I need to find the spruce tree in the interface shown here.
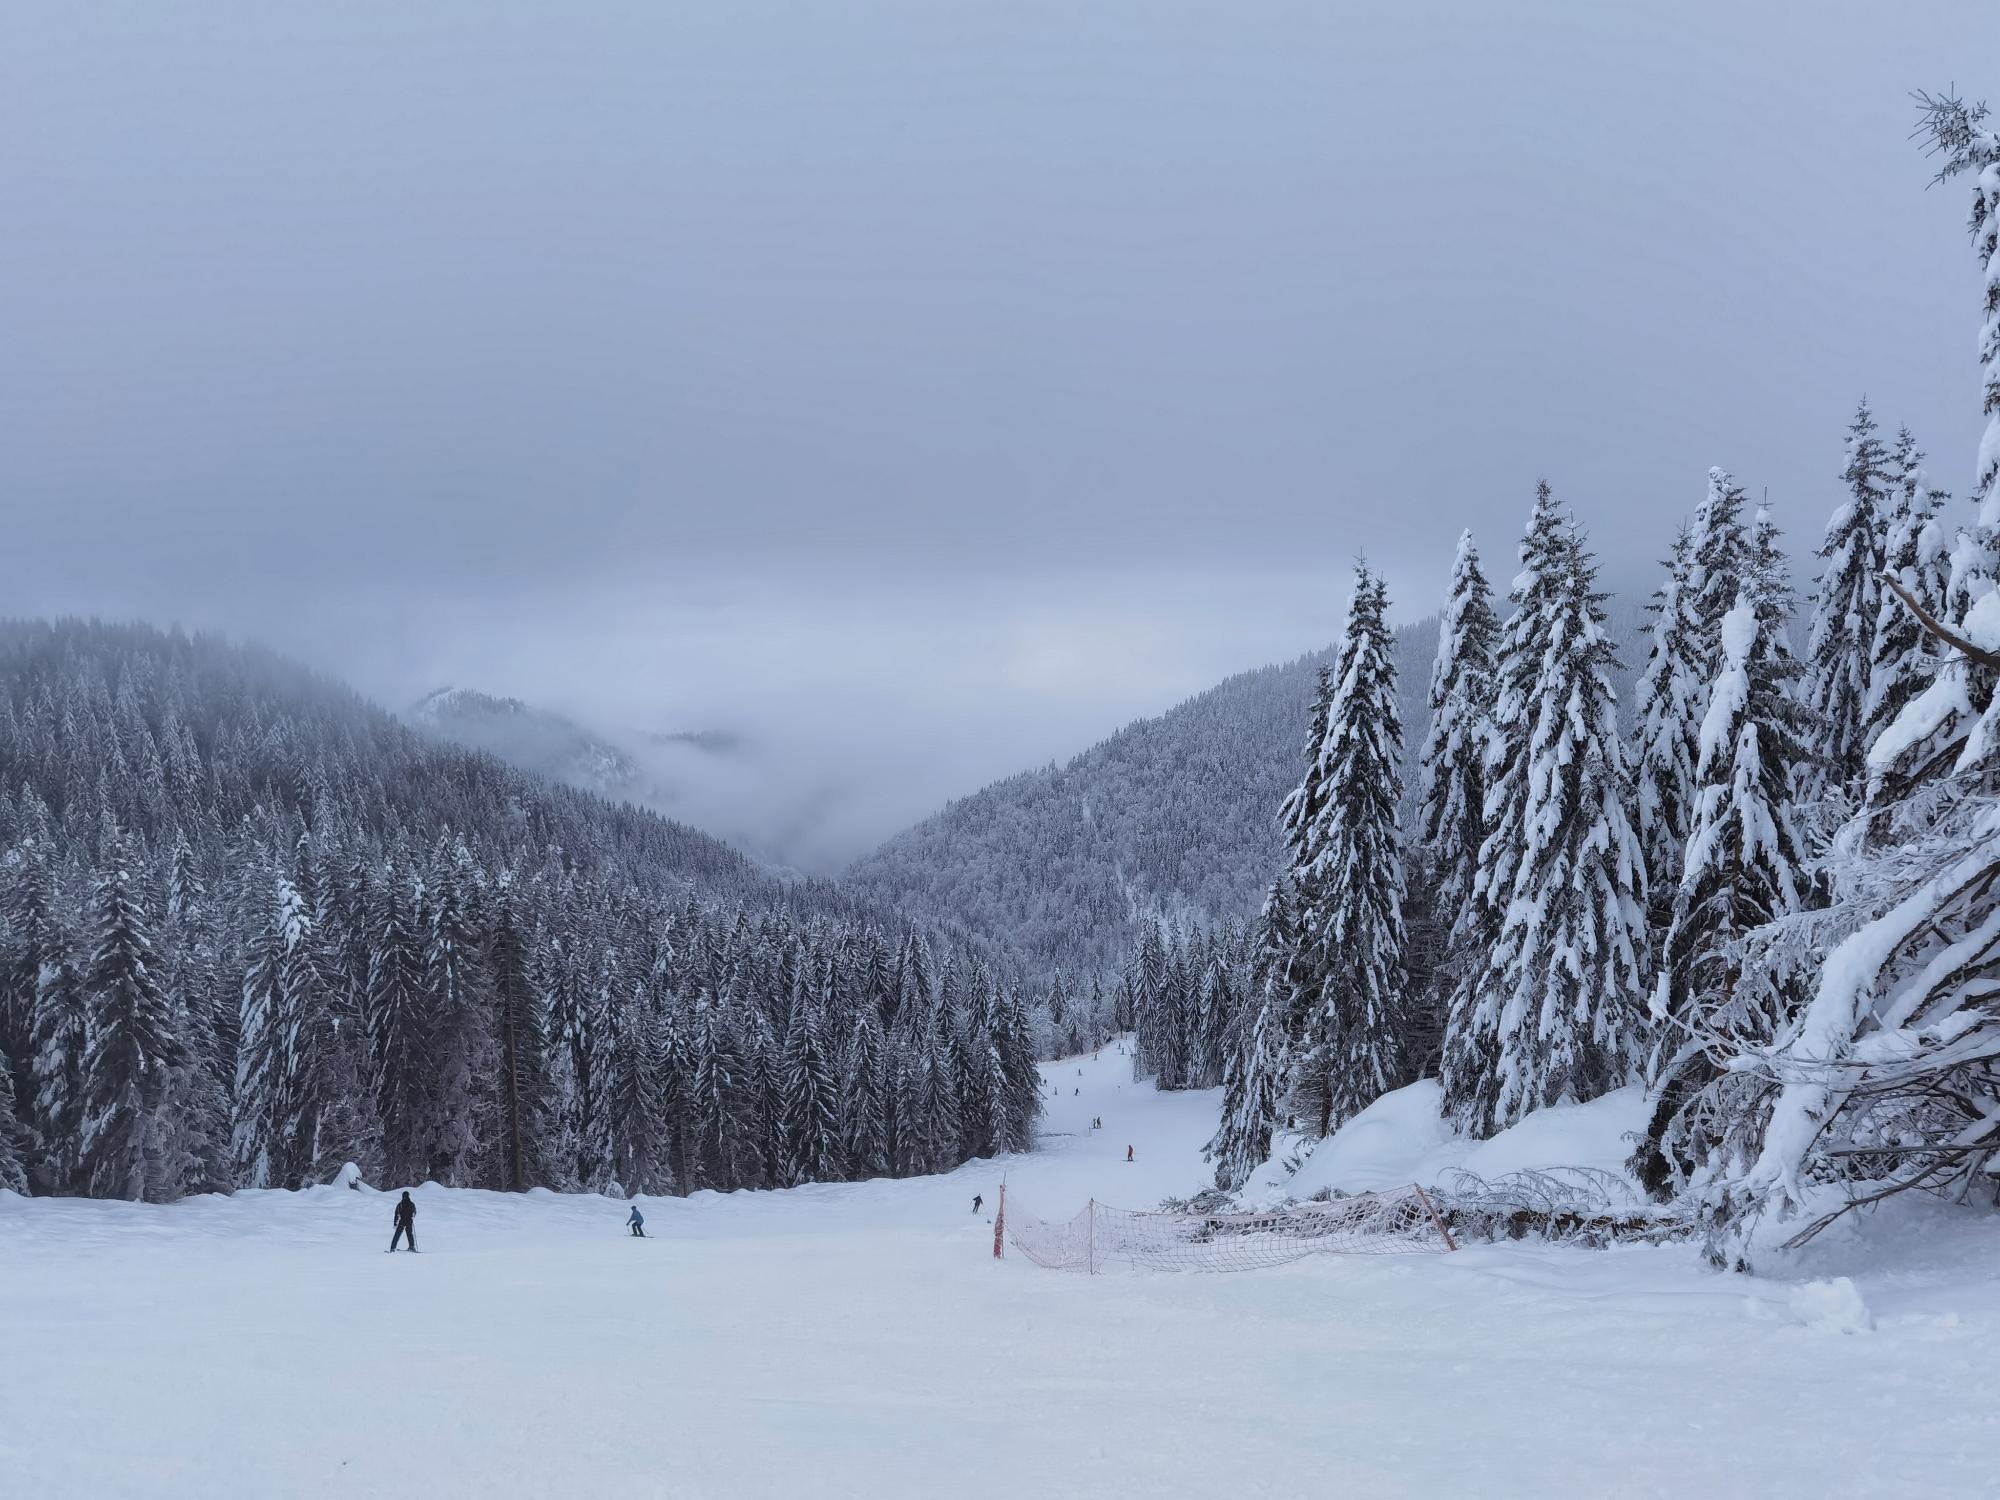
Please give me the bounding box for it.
[840,1012,890,1179]
[780,1005,842,1184]
[1415,530,1497,1008]
[1637,582,1812,1196]
[1689,468,1753,664]
[1449,486,1649,1136]
[0,842,53,1134]
[1687,97,2000,1265]
[0,1052,29,1194]
[293,837,376,1185]
[1288,563,1408,1136]
[1863,428,1951,756]
[605,981,668,1195]
[742,1009,785,1188]
[365,864,430,1186]
[1204,884,1290,1190]
[1802,401,1892,799]
[1633,525,1706,933]
[78,838,184,1201]
[160,831,230,1193]
[908,1011,962,1174]
[423,846,493,1186]
[991,986,1043,1153]
[490,879,553,1191]
[30,940,87,1194]
[234,869,323,1189]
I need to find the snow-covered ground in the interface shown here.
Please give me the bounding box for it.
[3,1047,1996,1498]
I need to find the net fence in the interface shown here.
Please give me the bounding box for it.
[1002,1186,1453,1273]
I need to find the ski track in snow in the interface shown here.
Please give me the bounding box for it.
[2,1047,1996,1499]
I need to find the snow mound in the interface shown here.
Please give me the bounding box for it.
[330,1162,365,1191]
[1788,1277,1874,1335]
[1241,1080,1648,1204]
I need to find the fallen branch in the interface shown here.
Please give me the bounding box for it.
[1879,570,2000,672]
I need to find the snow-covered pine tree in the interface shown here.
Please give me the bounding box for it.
[904,1010,962,1175]
[1802,401,1893,799]
[78,835,184,1201]
[1289,563,1408,1137]
[0,1051,28,1194]
[1638,581,1812,1195]
[159,831,230,1194]
[3,840,82,1191]
[489,878,553,1191]
[1129,920,1171,1082]
[991,986,1043,1153]
[0,840,53,1133]
[1863,428,1952,757]
[604,980,667,1195]
[1279,664,1337,879]
[980,1029,1012,1161]
[1633,525,1706,933]
[1195,947,1234,1090]
[1204,883,1290,1190]
[1159,938,1194,1089]
[1448,486,1649,1136]
[233,868,308,1189]
[365,861,430,1186]
[29,937,86,1195]
[1414,530,1497,1051]
[948,1000,995,1158]
[292,835,376,1186]
[1688,468,1754,661]
[1688,95,2000,1265]
[840,1011,890,1178]
[1274,663,1336,1044]
[778,1002,842,1186]
[654,998,696,1195]
[697,999,765,1189]
[1044,970,1071,1057]
[422,844,494,1186]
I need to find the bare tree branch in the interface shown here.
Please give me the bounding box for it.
[1878,570,2000,672]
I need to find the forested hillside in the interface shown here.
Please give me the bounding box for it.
[408,687,657,812]
[0,621,1038,1203]
[845,623,1433,985]
[849,601,1649,985]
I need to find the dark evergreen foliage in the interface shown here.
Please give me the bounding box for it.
[0,621,1040,1201]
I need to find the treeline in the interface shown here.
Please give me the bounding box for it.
[846,619,1449,988]
[1139,92,2000,1266]
[0,620,1041,1202]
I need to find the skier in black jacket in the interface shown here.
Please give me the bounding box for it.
[390,1191,418,1252]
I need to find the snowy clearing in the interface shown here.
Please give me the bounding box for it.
[3,1046,1996,1499]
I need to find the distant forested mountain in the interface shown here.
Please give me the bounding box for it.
[849,599,1648,985]
[408,686,657,811]
[0,620,1038,1203]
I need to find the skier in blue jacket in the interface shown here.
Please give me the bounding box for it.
[627,1204,646,1238]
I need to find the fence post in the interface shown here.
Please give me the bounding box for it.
[1410,1182,1457,1252]
[993,1181,1006,1260]
[1087,1198,1097,1275]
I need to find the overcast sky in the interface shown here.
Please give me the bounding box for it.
[4,2,1996,869]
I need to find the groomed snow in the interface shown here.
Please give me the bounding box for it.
[3,1047,1996,1498]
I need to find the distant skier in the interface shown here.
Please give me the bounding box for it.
[1125,1145,1134,1163]
[627,1204,646,1238]
[389,1191,417,1252]
[971,1194,983,1214]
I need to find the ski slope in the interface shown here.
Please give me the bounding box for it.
[2,1044,1996,1498]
